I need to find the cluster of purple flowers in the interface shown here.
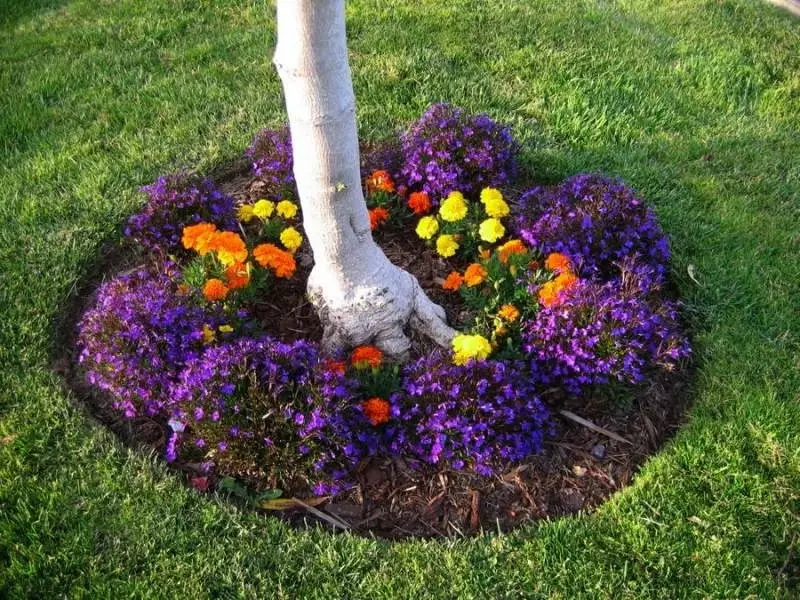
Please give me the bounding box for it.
[245,127,294,197]
[125,171,237,255]
[392,353,551,475]
[77,264,225,418]
[522,259,691,394]
[399,103,518,201]
[516,174,672,281]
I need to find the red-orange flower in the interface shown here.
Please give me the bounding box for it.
[442,271,464,291]
[361,397,391,426]
[323,360,347,375]
[182,222,218,253]
[350,345,383,369]
[545,252,572,274]
[407,191,432,215]
[463,263,488,287]
[225,262,251,289]
[253,243,296,278]
[368,207,390,230]
[497,239,526,264]
[498,304,520,322]
[365,170,395,194]
[202,278,229,302]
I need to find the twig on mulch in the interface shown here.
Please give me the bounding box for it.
[294,498,351,531]
[558,410,633,445]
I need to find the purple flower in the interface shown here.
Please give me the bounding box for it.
[245,127,294,198]
[400,103,518,202]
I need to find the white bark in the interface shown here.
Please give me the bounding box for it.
[273,0,454,359]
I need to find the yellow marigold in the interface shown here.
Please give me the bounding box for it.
[497,239,526,263]
[202,324,216,345]
[252,199,275,219]
[498,304,520,322]
[439,191,468,222]
[452,334,492,366]
[280,226,303,252]
[276,200,298,219]
[480,188,510,218]
[436,234,459,258]
[361,397,391,426]
[182,222,217,252]
[442,271,464,291]
[211,231,248,266]
[237,204,255,223]
[478,218,506,243]
[225,262,251,290]
[416,215,439,240]
[218,324,234,333]
[350,345,383,369]
[463,263,487,287]
[544,252,572,273]
[202,278,229,302]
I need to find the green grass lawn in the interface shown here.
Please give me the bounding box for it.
[1,0,799,597]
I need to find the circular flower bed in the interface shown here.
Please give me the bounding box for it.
[71,104,691,536]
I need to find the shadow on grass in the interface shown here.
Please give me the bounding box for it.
[2,0,69,28]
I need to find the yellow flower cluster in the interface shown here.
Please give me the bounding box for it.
[436,234,459,258]
[478,217,505,243]
[238,199,299,223]
[480,187,510,218]
[280,226,303,252]
[416,216,439,239]
[439,191,468,222]
[452,334,492,366]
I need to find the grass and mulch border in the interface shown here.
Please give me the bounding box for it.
[1,0,799,597]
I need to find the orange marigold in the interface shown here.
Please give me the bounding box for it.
[368,207,390,230]
[210,231,248,266]
[323,360,347,375]
[182,222,217,251]
[252,243,296,278]
[225,262,251,289]
[361,397,391,426]
[545,252,572,273]
[497,239,526,264]
[202,278,229,302]
[538,272,579,308]
[463,263,488,287]
[442,271,464,291]
[407,191,432,215]
[350,345,383,369]
[365,170,395,194]
[498,304,520,322]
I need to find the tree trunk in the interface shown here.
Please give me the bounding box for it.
[273,0,454,359]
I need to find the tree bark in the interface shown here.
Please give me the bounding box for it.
[273,0,454,359]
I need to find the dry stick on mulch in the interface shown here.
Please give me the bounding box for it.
[558,410,633,445]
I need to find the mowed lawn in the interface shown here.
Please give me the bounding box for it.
[1,0,799,597]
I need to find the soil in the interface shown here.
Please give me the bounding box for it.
[54,161,694,539]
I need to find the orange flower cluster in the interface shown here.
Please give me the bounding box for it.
[182,223,248,266]
[365,170,395,195]
[182,223,218,255]
[407,191,432,215]
[464,263,487,287]
[253,243,296,278]
[202,278,229,301]
[538,272,578,308]
[498,304,520,322]
[442,271,464,291]
[225,262,251,289]
[368,207,390,230]
[544,252,572,273]
[497,239,526,264]
[350,345,383,369]
[323,359,347,375]
[361,397,391,426]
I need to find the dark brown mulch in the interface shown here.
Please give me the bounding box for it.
[54,163,693,540]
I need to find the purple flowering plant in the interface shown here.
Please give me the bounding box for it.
[77,105,691,498]
[125,171,237,255]
[400,103,518,201]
